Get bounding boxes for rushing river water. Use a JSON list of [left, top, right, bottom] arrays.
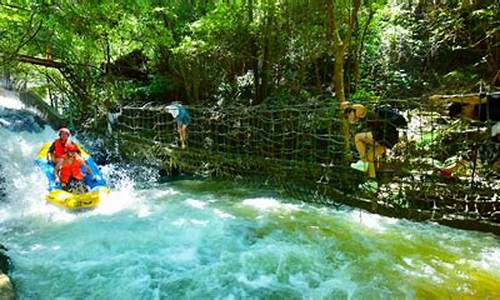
[[1, 90, 499, 299]]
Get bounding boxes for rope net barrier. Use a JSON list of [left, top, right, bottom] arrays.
[[114, 99, 500, 233]]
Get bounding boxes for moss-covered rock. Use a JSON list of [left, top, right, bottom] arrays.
[[0, 273, 14, 300], [0, 246, 14, 300]]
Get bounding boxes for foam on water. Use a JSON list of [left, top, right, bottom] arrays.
[[1, 91, 500, 298], [4, 178, 500, 298], [0, 125, 150, 224], [0, 89, 24, 110]]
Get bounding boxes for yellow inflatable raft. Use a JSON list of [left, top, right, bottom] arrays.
[[35, 143, 109, 209]]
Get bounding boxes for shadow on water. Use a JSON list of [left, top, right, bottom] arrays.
[[162, 176, 281, 200]]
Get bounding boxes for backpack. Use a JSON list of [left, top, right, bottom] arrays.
[[374, 104, 407, 128]]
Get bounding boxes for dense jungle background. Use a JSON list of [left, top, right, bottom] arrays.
[[0, 0, 498, 126], [2, 2, 500, 298]]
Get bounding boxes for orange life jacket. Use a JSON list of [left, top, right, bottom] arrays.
[[52, 139, 75, 158], [59, 155, 85, 184]]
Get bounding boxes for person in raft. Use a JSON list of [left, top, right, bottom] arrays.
[[54, 144, 95, 194], [165, 102, 191, 149], [48, 128, 80, 168], [342, 101, 406, 178]]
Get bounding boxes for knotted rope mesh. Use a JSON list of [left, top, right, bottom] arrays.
[[115, 100, 500, 232]]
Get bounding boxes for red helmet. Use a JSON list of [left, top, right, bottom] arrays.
[[66, 144, 77, 152], [58, 128, 71, 136]]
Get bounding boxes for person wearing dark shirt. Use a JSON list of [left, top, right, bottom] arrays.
[[342, 102, 404, 178], [446, 92, 500, 121]]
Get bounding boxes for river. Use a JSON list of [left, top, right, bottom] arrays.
[[0, 89, 499, 299]]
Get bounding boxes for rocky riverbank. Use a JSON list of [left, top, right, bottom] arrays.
[[0, 245, 14, 299]]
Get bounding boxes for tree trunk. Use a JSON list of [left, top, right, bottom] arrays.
[[256, 0, 275, 105], [45, 44, 53, 61], [192, 59, 200, 103], [326, 1, 348, 103], [247, 0, 261, 104], [180, 64, 193, 102], [333, 46, 346, 103], [494, 30, 500, 85], [326, 0, 362, 163], [326, 0, 361, 103], [352, 7, 374, 94], [104, 34, 110, 74], [46, 73, 53, 107]]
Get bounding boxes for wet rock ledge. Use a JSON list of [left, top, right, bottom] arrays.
[[0, 245, 15, 300]]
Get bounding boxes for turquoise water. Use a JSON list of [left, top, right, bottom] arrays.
[[3, 176, 500, 299], [1, 93, 500, 298]]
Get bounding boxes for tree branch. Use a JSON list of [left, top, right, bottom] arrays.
[[0, 2, 30, 11], [16, 54, 65, 69]]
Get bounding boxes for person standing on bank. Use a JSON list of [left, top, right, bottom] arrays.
[[165, 102, 191, 149]]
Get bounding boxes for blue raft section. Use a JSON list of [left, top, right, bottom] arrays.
[[35, 143, 109, 209]]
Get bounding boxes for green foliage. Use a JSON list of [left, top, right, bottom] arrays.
[[350, 88, 380, 104], [137, 75, 180, 103], [359, 2, 427, 97], [1, 0, 497, 122], [440, 69, 479, 92], [358, 0, 499, 97]]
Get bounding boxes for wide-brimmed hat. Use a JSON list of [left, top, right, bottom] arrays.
[[351, 104, 367, 118]]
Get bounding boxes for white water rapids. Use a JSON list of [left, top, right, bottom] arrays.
[[0, 89, 499, 299]]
